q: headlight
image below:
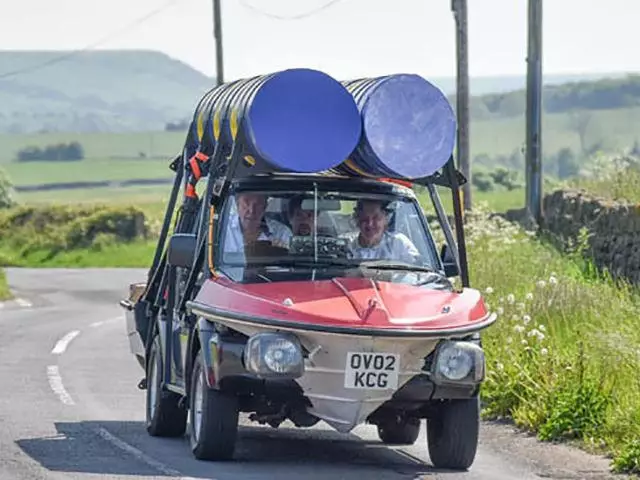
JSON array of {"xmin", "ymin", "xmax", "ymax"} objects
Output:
[
  {"xmin": 243, "ymin": 332, "xmax": 304, "ymax": 378},
  {"xmin": 432, "ymin": 341, "xmax": 485, "ymax": 385}
]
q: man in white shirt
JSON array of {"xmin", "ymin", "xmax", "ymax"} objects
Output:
[
  {"xmin": 224, "ymin": 193, "xmax": 293, "ymax": 254},
  {"xmin": 347, "ymin": 199, "xmax": 420, "ymax": 264}
]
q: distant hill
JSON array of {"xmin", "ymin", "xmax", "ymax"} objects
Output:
[
  {"xmin": 0, "ymin": 50, "xmax": 214, "ymax": 134},
  {"xmin": 0, "ymin": 49, "xmax": 637, "ymax": 134},
  {"xmin": 457, "ymin": 74, "xmax": 640, "ymax": 120},
  {"xmin": 430, "ymin": 72, "xmax": 632, "ymax": 96}
]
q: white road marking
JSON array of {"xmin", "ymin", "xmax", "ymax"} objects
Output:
[
  {"xmin": 46, "ymin": 365, "xmax": 75, "ymax": 405},
  {"xmin": 95, "ymin": 427, "xmax": 201, "ymax": 479},
  {"xmin": 90, "ymin": 316, "xmax": 122, "ymax": 328},
  {"xmin": 15, "ymin": 297, "xmax": 32, "ymax": 308},
  {"xmin": 52, "ymin": 330, "xmax": 81, "ymax": 355}
]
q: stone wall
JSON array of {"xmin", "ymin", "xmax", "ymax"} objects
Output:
[{"xmin": 505, "ymin": 189, "xmax": 640, "ymax": 285}]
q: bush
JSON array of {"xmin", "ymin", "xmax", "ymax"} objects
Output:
[
  {"xmin": 15, "ymin": 141, "xmax": 84, "ymax": 162},
  {"xmin": 0, "ymin": 204, "xmax": 149, "ymax": 261}
]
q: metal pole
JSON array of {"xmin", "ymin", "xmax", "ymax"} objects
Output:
[
  {"xmin": 525, "ymin": 0, "xmax": 543, "ymax": 224},
  {"xmin": 451, "ymin": 0, "xmax": 471, "ymax": 211},
  {"xmin": 212, "ymin": 0, "xmax": 224, "ymax": 85}
]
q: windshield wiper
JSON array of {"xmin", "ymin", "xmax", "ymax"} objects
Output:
[
  {"xmin": 243, "ymin": 258, "xmax": 352, "ymax": 269},
  {"xmin": 357, "ymin": 260, "xmax": 440, "ymax": 274}
]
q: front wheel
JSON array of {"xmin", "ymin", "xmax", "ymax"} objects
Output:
[
  {"xmin": 189, "ymin": 353, "xmax": 239, "ymax": 461},
  {"xmin": 426, "ymin": 397, "xmax": 480, "ymax": 470}
]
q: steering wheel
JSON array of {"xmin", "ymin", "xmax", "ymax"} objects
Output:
[{"xmin": 244, "ymin": 240, "xmax": 290, "ymax": 258}]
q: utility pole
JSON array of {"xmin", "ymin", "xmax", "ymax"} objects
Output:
[
  {"xmin": 451, "ymin": 0, "xmax": 471, "ymax": 211},
  {"xmin": 212, "ymin": 0, "xmax": 224, "ymax": 85},
  {"xmin": 525, "ymin": 0, "xmax": 543, "ymax": 224}
]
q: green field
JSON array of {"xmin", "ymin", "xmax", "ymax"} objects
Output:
[
  {"xmin": 2, "ymin": 105, "xmax": 638, "ymax": 192},
  {"xmin": 0, "ymin": 131, "xmax": 186, "ymax": 164},
  {"xmin": 471, "ymin": 106, "xmax": 640, "ymax": 156}
]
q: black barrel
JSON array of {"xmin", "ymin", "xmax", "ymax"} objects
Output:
[
  {"xmin": 337, "ymin": 74, "xmax": 457, "ymax": 180},
  {"xmin": 185, "ymin": 68, "xmax": 363, "ymax": 175}
]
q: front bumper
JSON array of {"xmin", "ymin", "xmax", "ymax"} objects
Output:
[{"xmin": 196, "ymin": 316, "xmax": 486, "ymax": 433}]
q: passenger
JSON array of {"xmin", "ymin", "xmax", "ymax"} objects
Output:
[
  {"xmin": 348, "ymin": 199, "xmax": 420, "ymax": 263},
  {"xmin": 224, "ymin": 193, "xmax": 292, "ymax": 254},
  {"xmin": 287, "ymin": 196, "xmax": 316, "ymax": 236}
]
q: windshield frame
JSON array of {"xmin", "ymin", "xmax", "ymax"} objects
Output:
[{"xmin": 210, "ymin": 175, "xmax": 445, "ymax": 280}]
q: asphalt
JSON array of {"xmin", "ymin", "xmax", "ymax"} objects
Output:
[{"xmin": 0, "ymin": 268, "xmax": 622, "ymax": 480}]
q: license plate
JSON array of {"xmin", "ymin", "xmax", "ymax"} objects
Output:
[{"xmin": 344, "ymin": 352, "xmax": 400, "ymax": 390}]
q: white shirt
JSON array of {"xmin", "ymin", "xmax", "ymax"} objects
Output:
[
  {"xmin": 224, "ymin": 215, "xmax": 293, "ymax": 253},
  {"xmin": 346, "ymin": 231, "xmax": 421, "ymax": 264}
]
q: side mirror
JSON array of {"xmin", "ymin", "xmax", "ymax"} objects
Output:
[
  {"xmin": 440, "ymin": 244, "xmax": 459, "ymax": 278},
  {"xmin": 167, "ymin": 233, "xmax": 197, "ymax": 268}
]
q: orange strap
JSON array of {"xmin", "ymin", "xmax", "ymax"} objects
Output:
[{"xmin": 185, "ymin": 183, "xmax": 197, "ymax": 199}]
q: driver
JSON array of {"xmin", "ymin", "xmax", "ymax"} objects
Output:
[
  {"xmin": 347, "ymin": 199, "xmax": 420, "ymax": 263},
  {"xmin": 224, "ymin": 193, "xmax": 292, "ymax": 253}
]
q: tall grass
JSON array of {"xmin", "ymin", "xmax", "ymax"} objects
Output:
[
  {"xmin": 434, "ymin": 205, "xmax": 640, "ymax": 474},
  {"xmin": 571, "ymin": 154, "xmax": 640, "ymax": 203}
]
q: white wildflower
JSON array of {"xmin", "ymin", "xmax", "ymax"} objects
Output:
[
  {"xmin": 485, "ymin": 287, "xmax": 494, "ymax": 295},
  {"xmin": 527, "ymin": 328, "xmax": 545, "ymax": 341},
  {"xmin": 538, "ymin": 324, "xmax": 546, "ymax": 332},
  {"xmin": 549, "ymin": 275, "xmax": 558, "ymax": 286},
  {"xmin": 525, "ymin": 292, "xmax": 534, "ymax": 301},
  {"xmin": 521, "ymin": 339, "xmax": 528, "ymax": 346},
  {"xmin": 536, "ymin": 280, "xmax": 546, "ymax": 288},
  {"xmin": 507, "ymin": 294, "xmax": 515, "ymax": 304},
  {"xmin": 514, "ymin": 325, "xmax": 525, "ymax": 333},
  {"xmin": 540, "ymin": 348, "xmax": 548, "ymax": 355},
  {"xmin": 517, "ymin": 302, "xmax": 526, "ymax": 311},
  {"xmin": 497, "ymin": 307, "xmax": 504, "ymax": 315},
  {"xmin": 522, "ymin": 315, "xmax": 531, "ymax": 324},
  {"xmin": 506, "ymin": 337, "xmax": 513, "ymax": 344}
]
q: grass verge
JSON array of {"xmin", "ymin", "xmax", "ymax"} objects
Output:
[
  {"xmin": 435, "ymin": 205, "xmax": 640, "ymax": 475},
  {"xmin": 0, "ymin": 268, "xmax": 11, "ymax": 301}
]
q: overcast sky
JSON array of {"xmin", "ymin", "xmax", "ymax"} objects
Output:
[{"xmin": 0, "ymin": 0, "xmax": 636, "ymax": 81}]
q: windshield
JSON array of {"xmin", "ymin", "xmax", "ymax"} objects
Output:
[{"xmin": 216, "ymin": 187, "xmax": 448, "ymax": 288}]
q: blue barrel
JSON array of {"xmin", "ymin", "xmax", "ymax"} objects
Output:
[
  {"xmin": 186, "ymin": 68, "xmax": 362, "ymax": 174},
  {"xmin": 337, "ymin": 74, "xmax": 457, "ymax": 179}
]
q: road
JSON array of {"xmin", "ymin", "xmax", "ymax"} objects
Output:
[{"xmin": 0, "ymin": 268, "xmax": 621, "ymax": 480}]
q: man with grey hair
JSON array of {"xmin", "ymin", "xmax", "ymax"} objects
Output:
[{"xmin": 347, "ymin": 199, "xmax": 420, "ymax": 263}]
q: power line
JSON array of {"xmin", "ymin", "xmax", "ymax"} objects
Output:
[
  {"xmin": 0, "ymin": 0, "xmax": 185, "ymax": 81},
  {"xmin": 238, "ymin": 0, "xmax": 346, "ymax": 21}
]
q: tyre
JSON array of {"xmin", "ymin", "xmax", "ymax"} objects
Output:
[
  {"xmin": 426, "ymin": 396, "xmax": 480, "ymax": 470},
  {"xmin": 188, "ymin": 353, "xmax": 239, "ymax": 461},
  {"xmin": 377, "ymin": 416, "xmax": 421, "ymax": 445},
  {"xmin": 145, "ymin": 334, "xmax": 188, "ymax": 437}
]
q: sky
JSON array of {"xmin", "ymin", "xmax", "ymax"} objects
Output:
[{"xmin": 0, "ymin": 0, "xmax": 637, "ymax": 81}]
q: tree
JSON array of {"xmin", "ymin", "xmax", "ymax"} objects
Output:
[
  {"xmin": 556, "ymin": 148, "xmax": 580, "ymax": 179},
  {"xmin": 567, "ymin": 110, "xmax": 592, "ymax": 154},
  {"xmin": 0, "ymin": 168, "xmax": 16, "ymax": 209}
]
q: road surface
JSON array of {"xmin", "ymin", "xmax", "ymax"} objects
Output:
[{"xmin": 0, "ymin": 268, "xmax": 621, "ymax": 480}]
